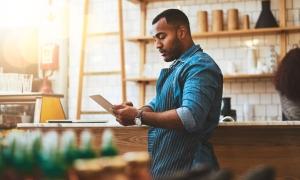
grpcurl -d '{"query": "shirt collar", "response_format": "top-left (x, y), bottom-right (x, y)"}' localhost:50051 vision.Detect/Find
top-left (170, 44), bottom-right (202, 68)
top-left (179, 44), bottom-right (202, 61)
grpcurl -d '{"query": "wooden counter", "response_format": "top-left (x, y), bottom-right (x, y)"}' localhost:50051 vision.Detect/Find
top-left (18, 121), bottom-right (300, 179)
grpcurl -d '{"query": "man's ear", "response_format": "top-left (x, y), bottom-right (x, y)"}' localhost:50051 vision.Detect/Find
top-left (177, 25), bottom-right (188, 39)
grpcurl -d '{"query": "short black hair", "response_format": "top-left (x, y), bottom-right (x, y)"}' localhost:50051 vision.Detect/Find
top-left (152, 9), bottom-right (191, 34)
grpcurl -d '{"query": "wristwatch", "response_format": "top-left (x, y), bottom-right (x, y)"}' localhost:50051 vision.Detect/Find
top-left (134, 110), bottom-right (143, 126)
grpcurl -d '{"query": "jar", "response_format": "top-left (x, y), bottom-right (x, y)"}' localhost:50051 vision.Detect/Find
top-left (73, 156), bottom-right (128, 180)
top-left (123, 152), bottom-right (151, 180)
top-left (212, 10), bottom-right (223, 32)
top-left (198, 11), bottom-right (208, 32)
top-left (227, 9), bottom-right (239, 30)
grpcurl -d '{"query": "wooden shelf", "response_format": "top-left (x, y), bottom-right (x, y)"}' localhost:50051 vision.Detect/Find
top-left (127, 26), bottom-right (300, 42)
top-left (223, 73), bottom-right (274, 80)
top-left (128, 0), bottom-right (179, 3)
top-left (83, 71), bottom-right (121, 76)
top-left (126, 77), bottom-right (157, 83)
top-left (87, 31), bottom-right (119, 37)
top-left (126, 74), bottom-right (274, 83)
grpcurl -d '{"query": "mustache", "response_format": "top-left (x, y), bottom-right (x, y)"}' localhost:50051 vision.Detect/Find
top-left (159, 49), bottom-right (166, 53)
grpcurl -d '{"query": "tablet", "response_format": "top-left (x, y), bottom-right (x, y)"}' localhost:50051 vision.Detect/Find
top-left (90, 94), bottom-right (115, 117)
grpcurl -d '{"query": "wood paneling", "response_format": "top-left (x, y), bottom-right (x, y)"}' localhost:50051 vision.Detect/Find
top-left (18, 125), bottom-right (300, 179)
top-left (211, 125), bottom-right (300, 179)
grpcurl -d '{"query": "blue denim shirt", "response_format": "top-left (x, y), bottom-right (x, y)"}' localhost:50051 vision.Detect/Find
top-left (146, 44), bottom-right (223, 179)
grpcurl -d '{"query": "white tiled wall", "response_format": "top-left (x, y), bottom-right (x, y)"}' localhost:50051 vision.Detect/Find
top-left (69, 0), bottom-right (300, 121)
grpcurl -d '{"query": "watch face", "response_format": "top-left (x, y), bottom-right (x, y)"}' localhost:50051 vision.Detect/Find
top-left (135, 117), bottom-right (142, 126)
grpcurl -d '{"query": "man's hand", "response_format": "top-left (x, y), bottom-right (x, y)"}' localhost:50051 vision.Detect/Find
top-left (123, 101), bottom-right (133, 106)
top-left (112, 104), bottom-right (138, 126)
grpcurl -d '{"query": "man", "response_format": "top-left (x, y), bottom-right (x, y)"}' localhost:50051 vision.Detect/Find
top-left (113, 9), bottom-right (223, 179)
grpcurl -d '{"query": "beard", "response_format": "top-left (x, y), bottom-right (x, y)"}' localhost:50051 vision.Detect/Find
top-left (163, 38), bottom-right (182, 62)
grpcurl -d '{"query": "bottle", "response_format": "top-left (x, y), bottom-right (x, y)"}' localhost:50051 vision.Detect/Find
top-left (221, 97), bottom-right (231, 117)
top-left (255, 0), bottom-right (278, 28)
top-left (100, 129), bottom-right (118, 157)
top-left (221, 97), bottom-right (237, 121)
top-left (79, 130), bottom-right (96, 159)
top-left (40, 131), bottom-right (67, 179)
top-left (267, 45), bottom-right (278, 73)
top-left (60, 130), bottom-right (78, 166)
top-left (247, 48), bottom-right (257, 74)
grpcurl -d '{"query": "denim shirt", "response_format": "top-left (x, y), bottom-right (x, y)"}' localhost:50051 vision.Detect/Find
top-left (146, 44), bottom-right (223, 179)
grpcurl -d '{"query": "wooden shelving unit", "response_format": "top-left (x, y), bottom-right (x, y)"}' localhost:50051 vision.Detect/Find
top-left (128, 0), bottom-right (180, 3)
top-left (126, 73), bottom-right (274, 84)
top-left (223, 73), bottom-right (274, 81)
top-left (126, 77), bottom-right (157, 83)
top-left (127, 26), bottom-right (300, 42)
top-left (126, 0), bottom-right (296, 105)
top-left (76, 0), bottom-right (126, 119)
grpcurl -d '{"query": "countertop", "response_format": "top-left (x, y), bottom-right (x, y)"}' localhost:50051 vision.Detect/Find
top-left (17, 120), bottom-right (300, 128)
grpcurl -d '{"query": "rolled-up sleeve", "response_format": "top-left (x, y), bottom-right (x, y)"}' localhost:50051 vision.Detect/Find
top-left (176, 107), bottom-right (196, 131)
top-left (180, 64), bottom-right (220, 132)
top-left (146, 97), bottom-right (156, 111)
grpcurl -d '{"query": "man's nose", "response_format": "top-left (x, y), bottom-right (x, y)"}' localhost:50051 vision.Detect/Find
top-left (155, 40), bottom-right (163, 49)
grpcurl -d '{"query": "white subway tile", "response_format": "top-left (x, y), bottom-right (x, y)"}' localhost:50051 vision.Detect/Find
top-left (272, 93), bottom-right (281, 104)
top-left (223, 82), bottom-right (231, 94)
top-left (242, 82), bottom-right (254, 93)
top-left (266, 105), bottom-right (278, 117)
top-left (254, 116), bottom-right (265, 121)
top-left (254, 105), bottom-right (266, 117)
top-left (231, 82), bottom-right (242, 93)
top-left (266, 81), bottom-right (276, 93)
top-left (248, 94), bottom-right (260, 104)
top-left (237, 94), bottom-right (248, 105)
top-left (233, 105), bottom-right (243, 120)
top-left (260, 93), bottom-right (272, 104)
top-left (254, 81), bottom-right (266, 93)
top-left (245, 1), bottom-right (257, 11)
top-left (288, 9), bottom-right (294, 22)
top-left (213, 48), bottom-right (224, 59)
top-left (294, 10), bottom-right (300, 26)
top-left (264, 35), bottom-right (277, 46)
top-left (293, 0), bottom-right (300, 8)
top-left (235, 47), bottom-right (247, 59)
top-left (270, 0), bottom-right (279, 9)
top-left (206, 38), bottom-right (219, 48)
top-left (218, 38), bottom-right (230, 47)
top-left (229, 94), bottom-right (237, 105)
top-left (286, 0), bottom-right (293, 9)
top-left (224, 48), bottom-right (236, 60)
top-left (229, 37), bottom-right (241, 48)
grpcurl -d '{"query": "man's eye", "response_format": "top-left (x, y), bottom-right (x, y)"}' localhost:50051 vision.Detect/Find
top-left (158, 34), bottom-right (166, 39)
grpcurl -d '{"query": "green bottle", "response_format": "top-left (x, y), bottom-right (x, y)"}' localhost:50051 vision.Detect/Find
top-left (100, 129), bottom-right (118, 157)
top-left (40, 131), bottom-right (66, 179)
top-left (79, 130), bottom-right (96, 159)
top-left (60, 130), bottom-right (78, 166)
top-left (0, 138), bottom-right (4, 176)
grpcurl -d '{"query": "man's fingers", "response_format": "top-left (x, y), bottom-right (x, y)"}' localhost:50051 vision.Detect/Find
top-left (113, 104), bottom-right (125, 110)
top-left (123, 101), bottom-right (133, 106)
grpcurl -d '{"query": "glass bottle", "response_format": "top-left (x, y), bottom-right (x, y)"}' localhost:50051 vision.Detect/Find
top-left (79, 130), bottom-right (96, 159)
top-left (100, 129), bottom-right (118, 157)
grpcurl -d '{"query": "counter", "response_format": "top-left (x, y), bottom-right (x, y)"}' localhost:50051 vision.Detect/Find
top-left (17, 121), bottom-right (300, 179)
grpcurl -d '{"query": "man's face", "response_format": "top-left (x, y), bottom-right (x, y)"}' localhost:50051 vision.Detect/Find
top-left (151, 18), bottom-right (182, 62)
